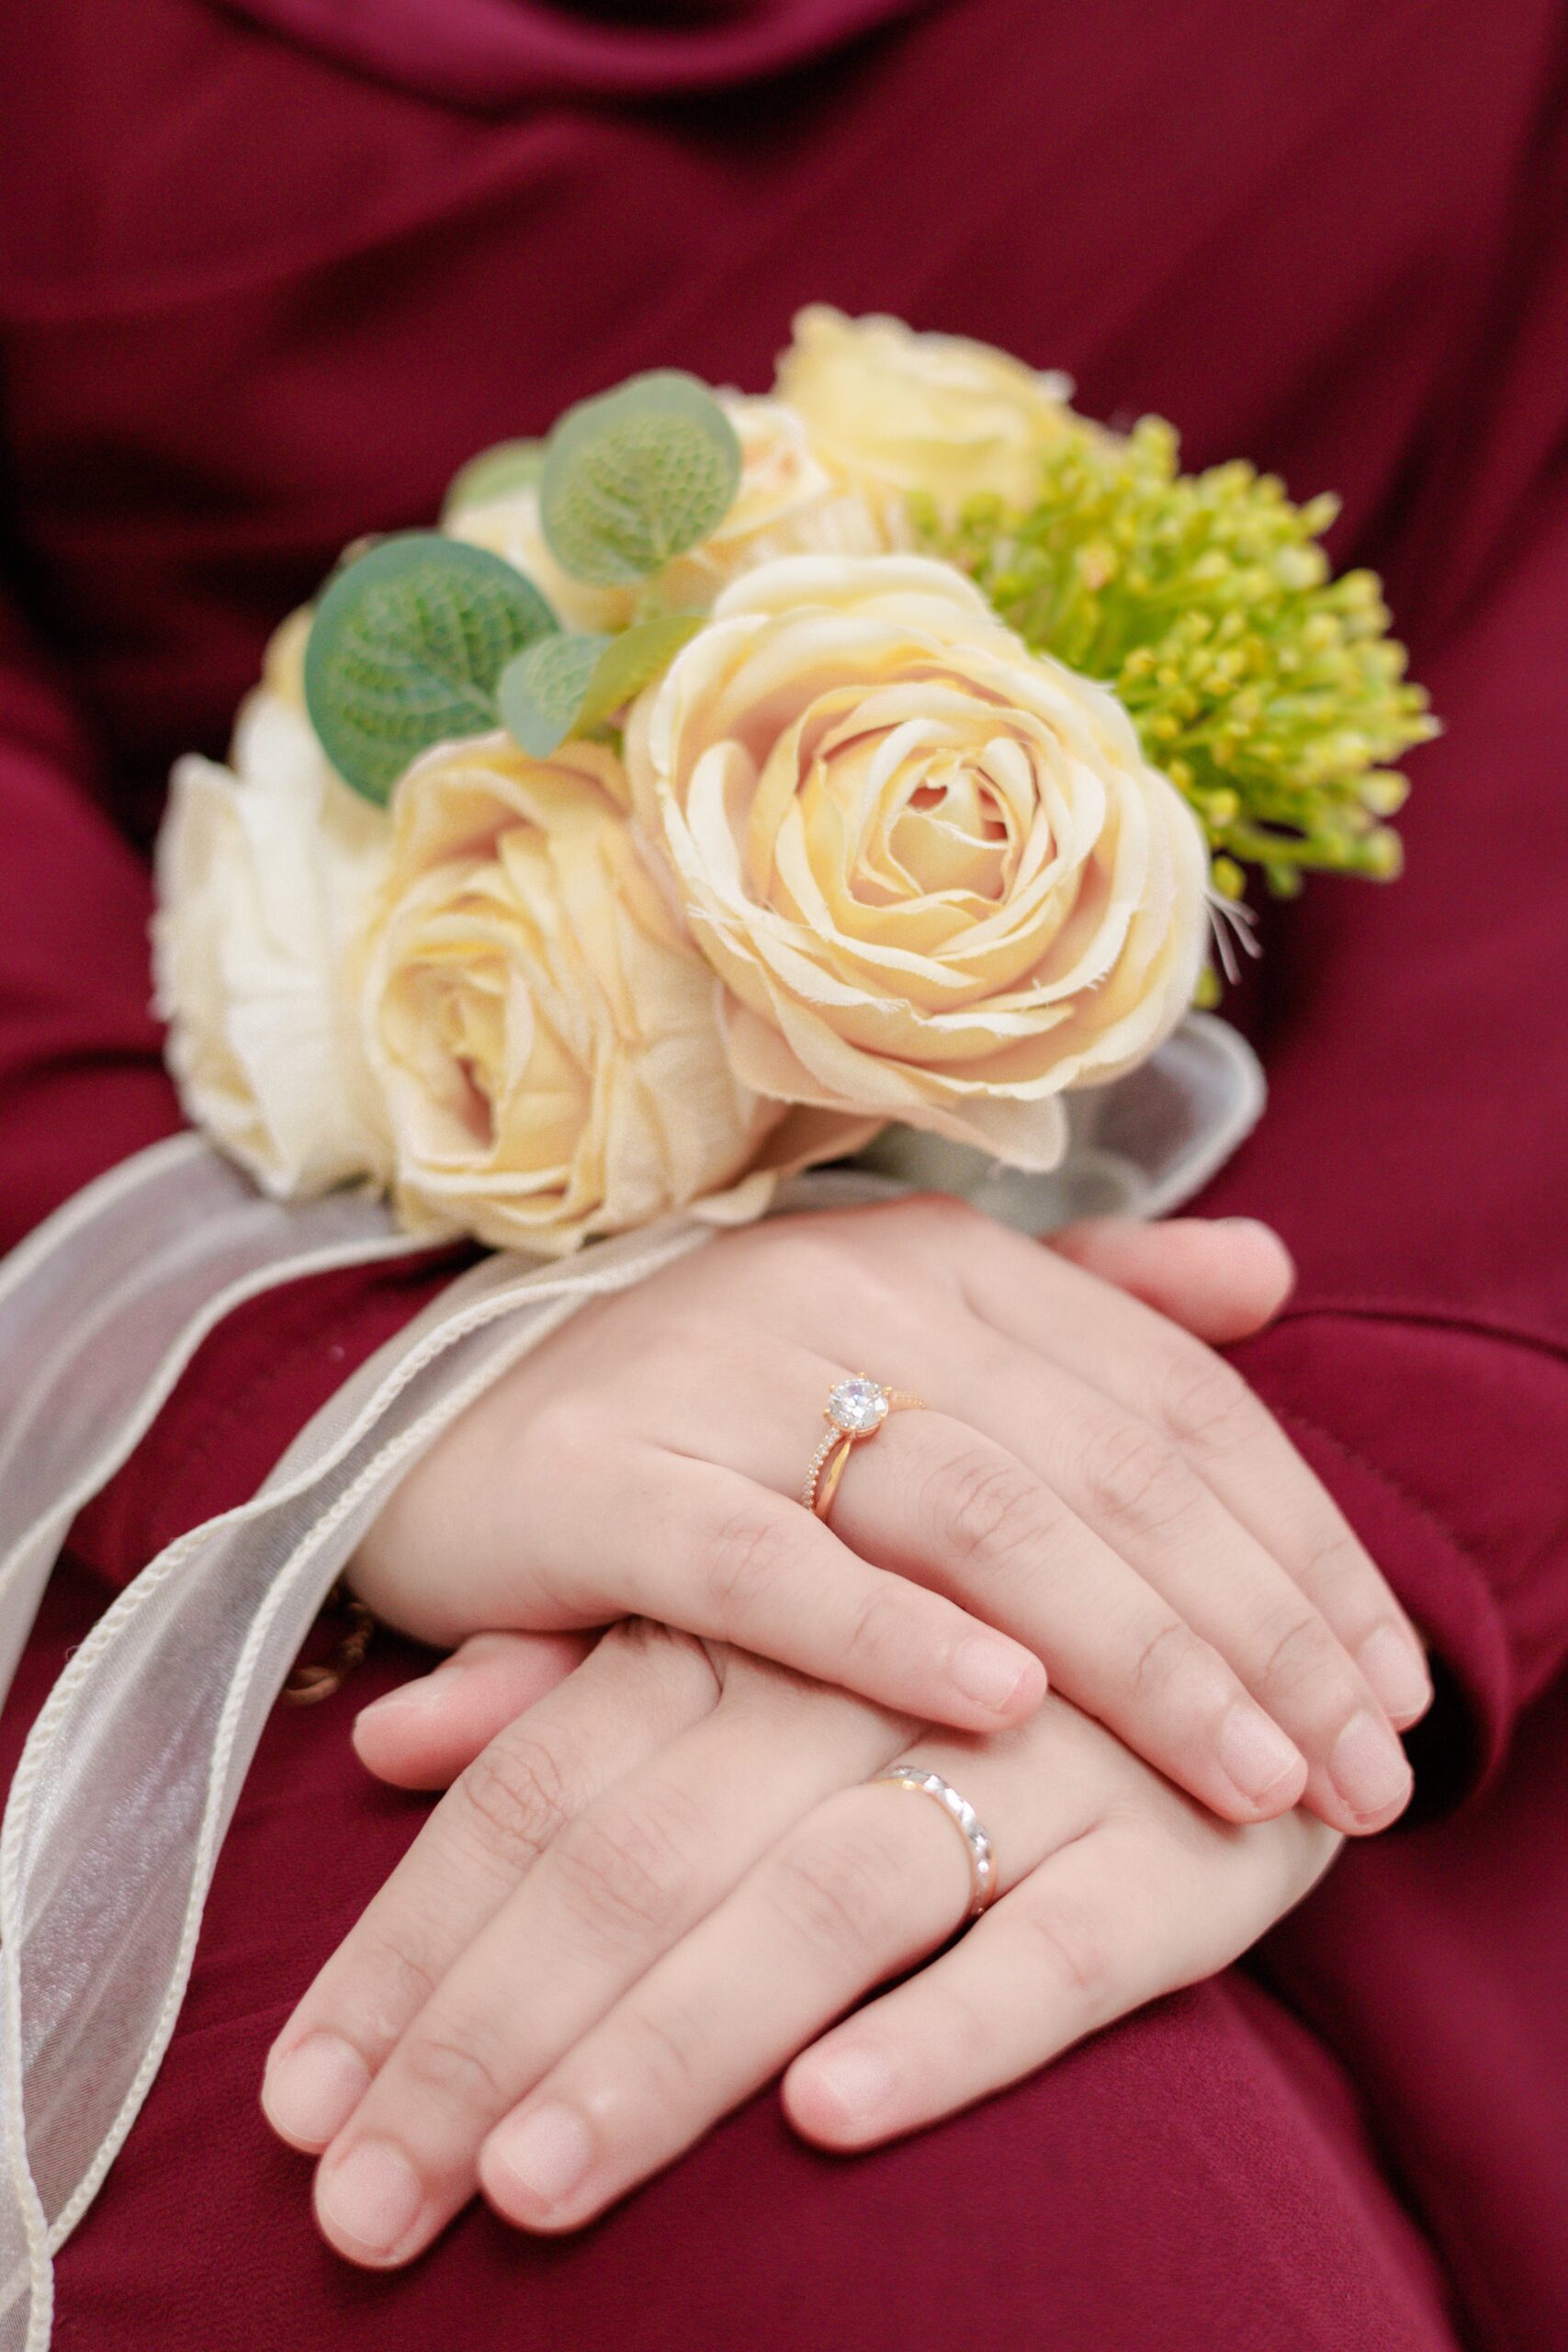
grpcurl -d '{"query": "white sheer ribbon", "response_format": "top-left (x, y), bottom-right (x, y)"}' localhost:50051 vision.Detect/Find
top-left (0, 1133), bottom-right (437, 1709)
top-left (0, 1014), bottom-right (1261, 2350)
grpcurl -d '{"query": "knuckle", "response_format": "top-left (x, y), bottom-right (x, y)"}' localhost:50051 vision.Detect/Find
top-left (839, 1573), bottom-right (919, 1674)
top-left (1153, 1348), bottom-right (1257, 1455)
top-left (768, 1817), bottom-right (908, 1966)
top-left (548, 1793), bottom-right (695, 1946)
top-left (1256, 1604), bottom-right (1348, 1703)
top-left (754, 1217), bottom-right (872, 1308)
top-left (1294, 1521), bottom-right (1379, 1615)
top-left (452, 1734), bottom-right (571, 1875)
top-left (835, 1263), bottom-right (909, 1334)
top-left (351, 1931), bottom-right (440, 2041)
top-left (1077, 1412), bottom-right (1194, 1536)
top-left (513, 1394), bottom-right (604, 1486)
top-left (923, 1445), bottom-right (1056, 1584)
top-left (397, 2013), bottom-right (514, 2117)
top-left (1021, 1893), bottom-right (1117, 2009)
top-left (919, 1976), bottom-right (1001, 2075)
top-left (701, 1501), bottom-right (803, 1628)
top-left (1128, 1614), bottom-right (1207, 1702)
top-left (617, 1996), bottom-right (705, 2107)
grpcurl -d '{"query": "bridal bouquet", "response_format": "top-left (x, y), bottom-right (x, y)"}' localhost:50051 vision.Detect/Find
top-left (154, 309), bottom-right (1434, 1256)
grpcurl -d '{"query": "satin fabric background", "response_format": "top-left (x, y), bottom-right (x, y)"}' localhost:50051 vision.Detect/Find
top-left (0, 2), bottom-right (1565, 2345)
top-left (215, 0), bottom-right (947, 103)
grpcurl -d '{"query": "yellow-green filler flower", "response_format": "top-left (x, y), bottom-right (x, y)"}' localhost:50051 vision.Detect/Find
top-left (921, 415), bottom-right (1438, 909)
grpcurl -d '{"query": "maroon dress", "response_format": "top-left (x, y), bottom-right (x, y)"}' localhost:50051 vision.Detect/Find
top-left (1, 2), bottom-right (1565, 2344)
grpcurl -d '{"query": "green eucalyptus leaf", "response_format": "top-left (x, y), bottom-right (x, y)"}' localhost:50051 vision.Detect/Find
top-left (499, 614), bottom-right (706, 759)
top-left (576, 613), bottom-right (705, 732)
top-left (499, 633), bottom-right (611, 758)
top-left (303, 532), bottom-right (558, 803)
top-left (442, 437), bottom-right (547, 519)
top-left (540, 372), bottom-right (741, 587)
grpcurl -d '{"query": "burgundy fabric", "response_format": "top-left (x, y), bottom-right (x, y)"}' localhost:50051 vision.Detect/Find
top-left (0, 0), bottom-right (1565, 2343)
top-left (215, 0), bottom-right (945, 107)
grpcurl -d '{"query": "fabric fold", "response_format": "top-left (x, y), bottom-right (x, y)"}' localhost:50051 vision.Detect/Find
top-left (214, 0), bottom-right (942, 108)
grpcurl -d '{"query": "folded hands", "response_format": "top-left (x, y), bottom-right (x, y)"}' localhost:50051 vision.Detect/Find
top-left (262, 1199), bottom-right (1431, 2263)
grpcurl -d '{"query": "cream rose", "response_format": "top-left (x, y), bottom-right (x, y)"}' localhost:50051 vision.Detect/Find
top-left (775, 306), bottom-right (1077, 521)
top-left (448, 395), bottom-right (886, 626)
top-left (356, 735), bottom-right (800, 1256)
top-left (153, 674), bottom-right (392, 1197)
top-left (626, 555), bottom-right (1210, 1171)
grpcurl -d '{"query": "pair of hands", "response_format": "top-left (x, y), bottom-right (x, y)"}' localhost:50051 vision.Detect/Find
top-left (262, 1198), bottom-right (1431, 2265)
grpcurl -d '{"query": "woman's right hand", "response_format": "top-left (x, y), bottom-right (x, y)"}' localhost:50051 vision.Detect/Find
top-left (353, 1195), bottom-right (1430, 1835)
top-left (265, 1622), bottom-right (1340, 2267)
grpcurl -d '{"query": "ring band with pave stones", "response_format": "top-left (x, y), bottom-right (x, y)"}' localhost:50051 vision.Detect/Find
top-left (874, 1764), bottom-right (998, 1921)
top-left (802, 1377), bottom-right (925, 1521)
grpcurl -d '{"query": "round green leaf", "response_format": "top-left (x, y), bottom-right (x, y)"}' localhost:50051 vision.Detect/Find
top-left (576, 613), bottom-right (706, 733)
top-left (499, 634), bottom-right (611, 759)
top-left (303, 533), bottom-right (558, 803)
top-left (498, 615), bottom-right (706, 759)
top-left (442, 437), bottom-right (547, 519)
top-left (540, 372), bottom-right (741, 586)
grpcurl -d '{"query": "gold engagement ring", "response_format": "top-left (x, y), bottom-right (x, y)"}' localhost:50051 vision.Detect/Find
top-left (801, 1377), bottom-right (925, 1521)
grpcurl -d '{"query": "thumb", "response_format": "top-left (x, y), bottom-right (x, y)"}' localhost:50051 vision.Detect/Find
top-left (1046, 1216), bottom-right (1295, 1345)
top-left (352, 1628), bottom-right (595, 1791)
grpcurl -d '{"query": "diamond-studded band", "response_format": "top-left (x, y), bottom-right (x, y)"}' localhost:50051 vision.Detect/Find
top-left (873, 1764), bottom-right (998, 1921)
top-left (801, 1376), bottom-right (925, 1520)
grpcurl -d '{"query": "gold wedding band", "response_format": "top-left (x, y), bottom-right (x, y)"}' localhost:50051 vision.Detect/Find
top-left (874, 1764), bottom-right (998, 1920)
top-left (801, 1378), bottom-right (925, 1521)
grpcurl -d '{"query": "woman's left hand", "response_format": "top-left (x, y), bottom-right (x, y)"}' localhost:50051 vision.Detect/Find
top-left (264, 1623), bottom-right (1340, 2267)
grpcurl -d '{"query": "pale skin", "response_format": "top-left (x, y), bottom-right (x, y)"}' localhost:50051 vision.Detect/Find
top-left (262, 1203), bottom-right (1431, 2263)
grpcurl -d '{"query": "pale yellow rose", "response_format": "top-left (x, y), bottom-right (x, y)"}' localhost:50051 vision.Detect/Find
top-left (626, 555), bottom-right (1210, 1171)
top-left (447, 396), bottom-right (886, 628)
top-left (355, 733), bottom-right (840, 1256)
top-left (776, 306), bottom-right (1077, 521)
top-left (153, 675), bottom-right (393, 1196)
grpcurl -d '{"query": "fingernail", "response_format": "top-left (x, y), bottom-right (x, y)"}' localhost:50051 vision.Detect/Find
top-left (487, 2102), bottom-right (594, 2212)
top-left (952, 1636), bottom-right (1034, 1713)
top-left (807, 2044), bottom-right (897, 2126)
top-left (263, 2030), bottom-right (371, 2146)
top-left (1357, 1625), bottom-right (1432, 1723)
top-left (1218, 1703), bottom-right (1307, 1807)
top-left (1329, 1710), bottom-right (1413, 1822)
top-left (318, 2140), bottom-right (423, 2256)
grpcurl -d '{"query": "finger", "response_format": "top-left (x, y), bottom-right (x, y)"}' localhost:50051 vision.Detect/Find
top-left (784, 1804), bottom-right (1340, 2149)
top-left (353, 1633), bottom-right (597, 1790)
top-left (263, 1622), bottom-right (719, 2155)
top-left (475, 1712), bottom-right (1097, 2234)
top-left (825, 1408), bottom-right (1317, 1826)
top-left (310, 1664), bottom-right (910, 2267)
top-left (1046, 1216), bottom-right (1294, 1343)
top-left (945, 1209), bottom-right (1432, 1725)
top-left (601, 1445), bottom-right (1045, 1735)
top-left (845, 1350), bottom-right (1415, 1835)
top-left (686, 1255), bottom-right (1404, 1830)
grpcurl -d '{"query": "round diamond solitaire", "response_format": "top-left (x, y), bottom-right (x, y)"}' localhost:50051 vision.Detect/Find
top-left (804, 1377), bottom-right (926, 1517)
top-left (828, 1377), bottom-right (889, 1434)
